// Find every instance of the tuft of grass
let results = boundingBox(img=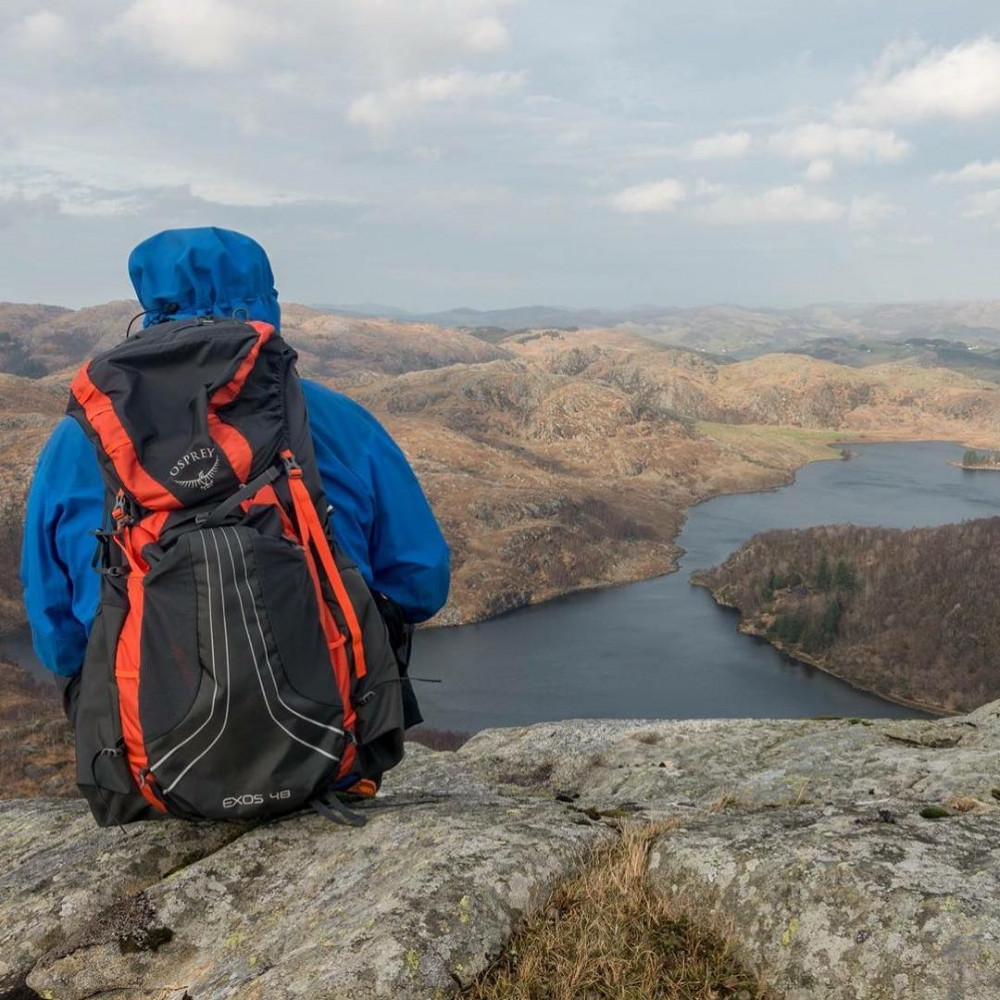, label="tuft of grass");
[945,796,987,813]
[631,730,664,746]
[708,792,744,814]
[919,805,951,820]
[464,821,774,1000]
